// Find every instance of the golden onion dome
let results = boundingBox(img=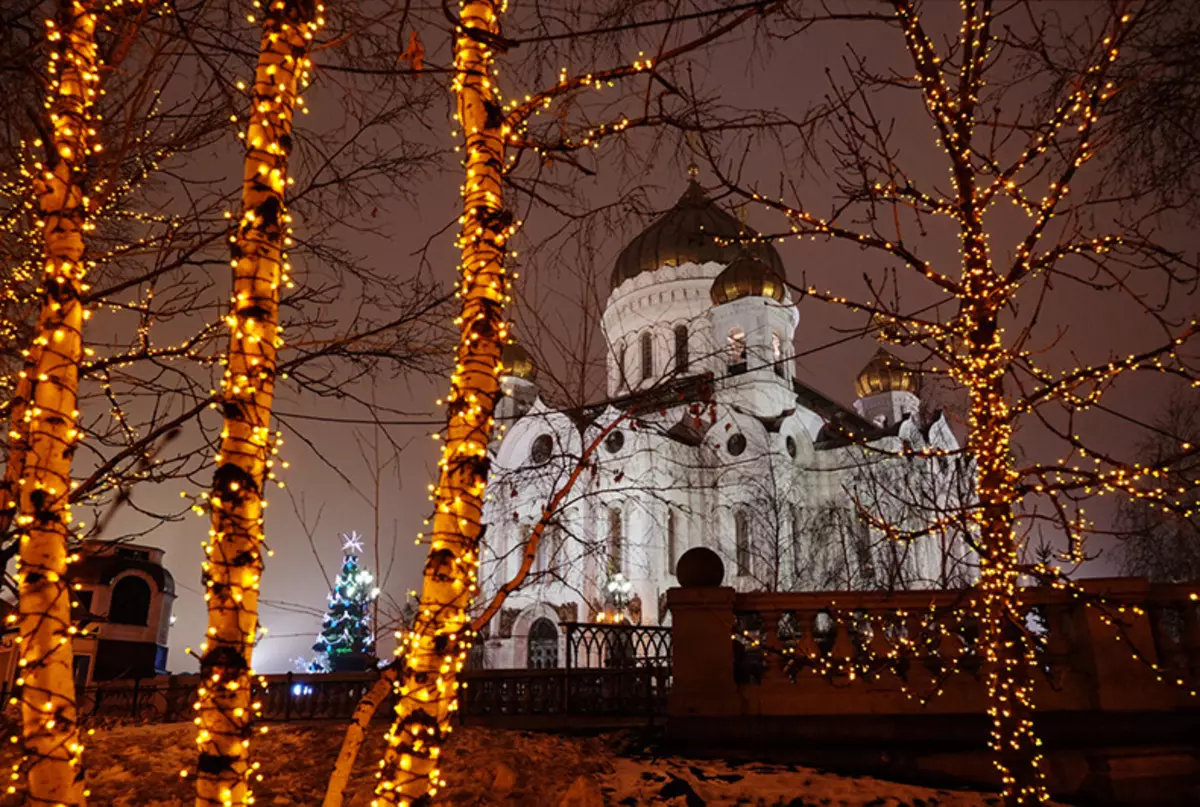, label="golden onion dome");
[612,180,784,291]
[709,254,787,305]
[855,348,921,398]
[500,343,537,382]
